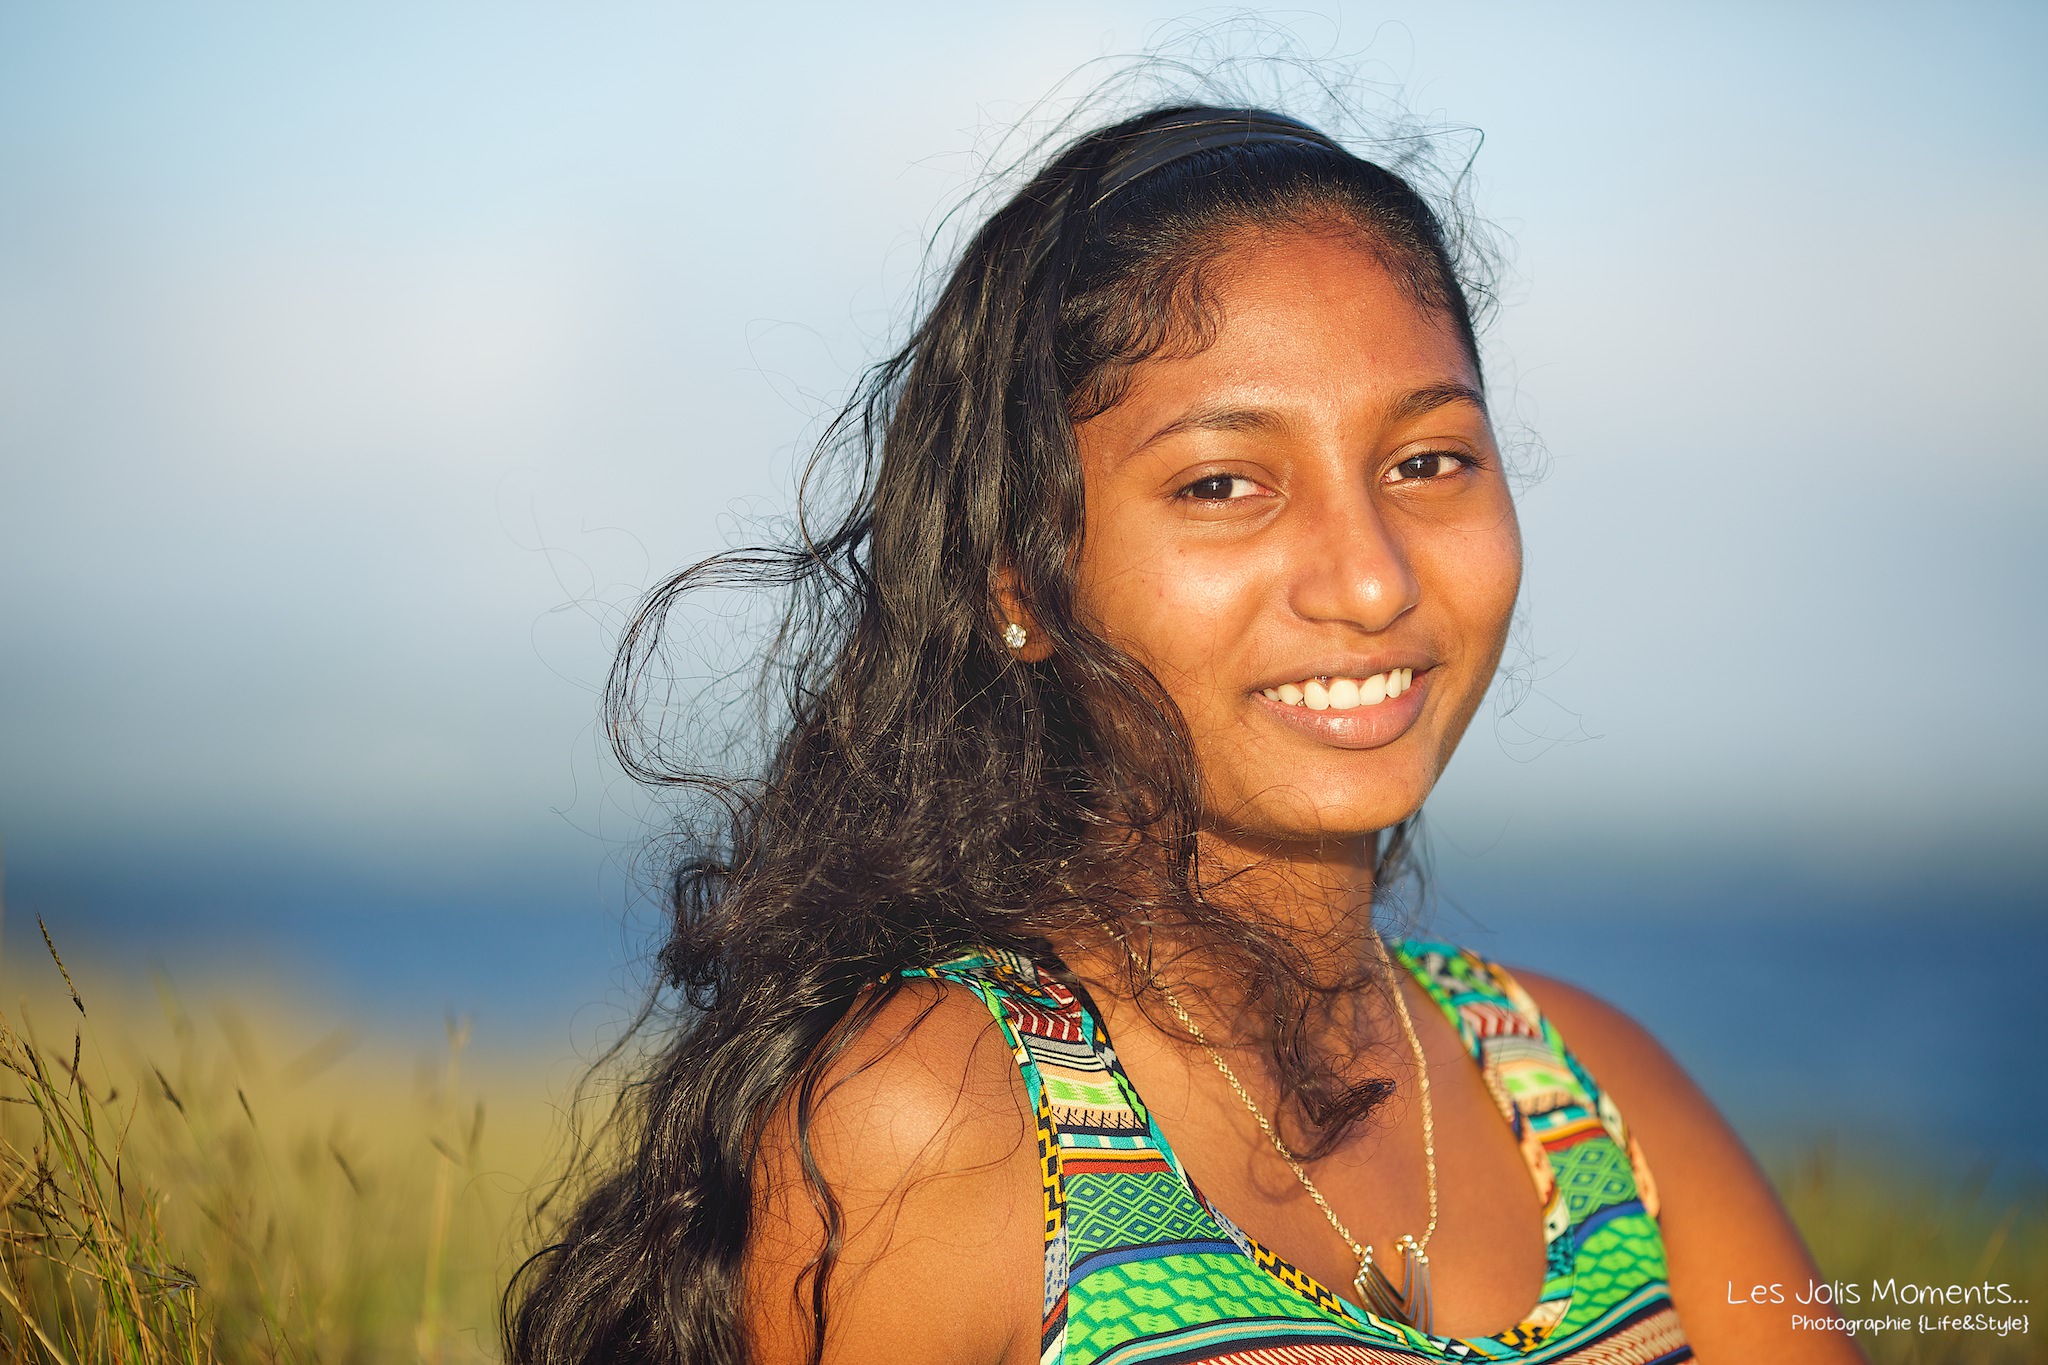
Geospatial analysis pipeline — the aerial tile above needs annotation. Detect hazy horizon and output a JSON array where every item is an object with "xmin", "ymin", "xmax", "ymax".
[{"xmin": 2, "ymin": 5, "xmax": 2043, "ymax": 1160}]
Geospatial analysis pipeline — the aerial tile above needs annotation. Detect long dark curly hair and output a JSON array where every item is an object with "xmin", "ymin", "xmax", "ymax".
[{"xmin": 504, "ymin": 101, "xmax": 1492, "ymax": 1365}]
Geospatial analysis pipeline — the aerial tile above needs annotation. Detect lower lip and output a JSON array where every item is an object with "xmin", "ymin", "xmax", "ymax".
[{"xmin": 1252, "ymin": 671, "xmax": 1433, "ymax": 750}]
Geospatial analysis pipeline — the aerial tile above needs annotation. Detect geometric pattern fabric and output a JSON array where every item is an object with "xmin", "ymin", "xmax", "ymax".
[{"xmin": 904, "ymin": 939, "xmax": 1693, "ymax": 1364}]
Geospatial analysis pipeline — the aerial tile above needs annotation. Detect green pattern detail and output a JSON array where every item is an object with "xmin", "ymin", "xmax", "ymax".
[
  {"xmin": 1064, "ymin": 1172, "xmax": 1217, "ymax": 1258},
  {"xmin": 1063, "ymin": 1132, "xmax": 1162, "ymax": 1153},
  {"xmin": 1046, "ymin": 1074, "xmax": 1129, "ymax": 1107},
  {"xmin": 1549, "ymin": 1134, "xmax": 1640, "ymax": 1223},
  {"xmin": 1554, "ymin": 1217, "xmax": 1669, "ymax": 1334},
  {"xmin": 918, "ymin": 942, "xmax": 1689, "ymax": 1363},
  {"xmin": 1501, "ymin": 1060, "xmax": 1579, "ymax": 1106},
  {"xmin": 1068, "ymin": 1255, "xmax": 1326, "ymax": 1355}
]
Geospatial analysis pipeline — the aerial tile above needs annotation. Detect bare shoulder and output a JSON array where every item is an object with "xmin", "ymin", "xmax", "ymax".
[
  {"xmin": 1504, "ymin": 968, "xmax": 1707, "ymax": 1125},
  {"xmin": 1506, "ymin": 966, "xmax": 1869, "ymax": 1364},
  {"xmin": 742, "ymin": 977, "xmax": 1044, "ymax": 1365}
]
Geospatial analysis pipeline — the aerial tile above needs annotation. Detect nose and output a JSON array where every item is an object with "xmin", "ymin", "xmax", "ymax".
[{"xmin": 1286, "ymin": 489, "xmax": 1420, "ymax": 633}]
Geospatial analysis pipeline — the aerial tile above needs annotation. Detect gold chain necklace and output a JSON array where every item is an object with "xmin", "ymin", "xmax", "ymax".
[{"xmin": 1120, "ymin": 938, "xmax": 1438, "ymax": 1332}]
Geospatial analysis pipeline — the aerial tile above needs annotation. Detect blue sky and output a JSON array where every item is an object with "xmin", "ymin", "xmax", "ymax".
[{"xmin": 1, "ymin": 4, "xmax": 2043, "ymax": 1047}]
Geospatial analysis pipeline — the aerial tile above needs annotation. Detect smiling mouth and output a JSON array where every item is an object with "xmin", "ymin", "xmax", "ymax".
[{"xmin": 1260, "ymin": 669, "xmax": 1415, "ymax": 712}]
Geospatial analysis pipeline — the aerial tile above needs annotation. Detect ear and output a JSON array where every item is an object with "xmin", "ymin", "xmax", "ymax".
[{"xmin": 992, "ymin": 567, "xmax": 1054, "ymax": 663}]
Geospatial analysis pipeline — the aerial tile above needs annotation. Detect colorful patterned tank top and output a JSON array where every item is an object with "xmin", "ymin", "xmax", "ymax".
[{"xmin": 903, "ymin": 939, "xmax": 1691, "ymax": 1364}]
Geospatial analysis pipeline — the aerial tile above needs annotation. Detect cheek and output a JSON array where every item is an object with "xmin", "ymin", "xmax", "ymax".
[
  {"xmin": 1473, "ymin": 515, "xmax": 1524, "ymax": 628},
  {"xmin": 1429, "ymin": 508, "xmax": 1523, "ymax": 662},
  {"xmin": 1075, "ymin": 537, "xmax": 1271, "ymax": 702},
  {"xmin": 1494, "ymin": 512, "xmax": 1526, "ymax": 627}
]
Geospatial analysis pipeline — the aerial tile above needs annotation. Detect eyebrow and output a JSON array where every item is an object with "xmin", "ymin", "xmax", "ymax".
[
  {"xmin": 1388, "ymin": 380, "xmax": 1489, "ymax": 423},
  {"xmin": 1125, "ymin": 380, "xmax": 1489, "ymax": 460},
  {"xmin": 1126, "ymin": 402, "xmax": 1289, "ymax": 457}
]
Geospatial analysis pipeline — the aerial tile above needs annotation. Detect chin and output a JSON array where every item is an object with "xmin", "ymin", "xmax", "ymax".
[{"xmin": 1210, "ymin": 789, "xmax": 1427, "ymax": 847}]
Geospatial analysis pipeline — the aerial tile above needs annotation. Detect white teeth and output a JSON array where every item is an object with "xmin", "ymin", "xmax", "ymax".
[{"xmin": 1263, "ymin": 668, "xmax": 1416, "ymax": 711}]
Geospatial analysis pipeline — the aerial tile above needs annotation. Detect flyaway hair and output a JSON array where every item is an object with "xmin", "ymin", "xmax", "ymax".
[{"xmin": 504, "ymin": 102, "xmax": 1489, "ymax": 1365}]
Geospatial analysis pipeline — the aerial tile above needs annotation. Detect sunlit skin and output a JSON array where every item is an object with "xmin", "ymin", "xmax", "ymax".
[
  {"xmin": 1065, "ymin": 223, "xmax": 1520, "ymax": 916},
  {"xmin": 745, "ymin": 228, "xmax": 1867, "ymax": 1365},
  {"xmin": 1044, "ymin": 225, "xmax": 1556, "ymax": 1337}
]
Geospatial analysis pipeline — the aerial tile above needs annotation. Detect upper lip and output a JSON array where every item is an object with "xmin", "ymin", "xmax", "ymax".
[{"xmin": 1250, "ymin": 657, "xmax": 1435, "ymax": 691}]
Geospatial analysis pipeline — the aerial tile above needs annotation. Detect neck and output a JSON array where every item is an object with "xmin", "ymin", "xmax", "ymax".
[
  {"xmin": 1049, "ymin": 824, "xmax": 1414, "ymax": 1152},
  {"xmin": 1194, "ymin": 825, "xmax": 1386, "ymax": 965},
  {"xmin": 1051, "ymin": 824, "xmax": 1399, "ymax": 1009}
]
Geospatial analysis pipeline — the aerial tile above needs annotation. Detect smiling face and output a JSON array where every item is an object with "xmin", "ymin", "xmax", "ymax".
[{"xmin": 1069, "ymin": 225, "xmax": 1521, "ymax": 854}]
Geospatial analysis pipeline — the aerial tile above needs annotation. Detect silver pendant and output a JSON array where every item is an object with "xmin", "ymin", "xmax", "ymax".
[
  {"xmin": 1397, "ymin": 1234, "xmax": 1433, "ymax": 1334},
  {"xmin": 1353, "ymin": 1236, "xmax": 1432, "ymax": 1334}
]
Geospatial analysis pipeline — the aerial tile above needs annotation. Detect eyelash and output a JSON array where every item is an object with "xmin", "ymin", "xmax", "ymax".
[
  {"xmin": 1386, "ymin": 450, "xmax": 1477, "ymax": 483},
  {"xmin": 1178, "ymin": 473, "xmax": 1265, "ymax": 502},
  {"xmin": 1178, "ymin": 452, "xmax": 1476, "ymax": 502}
]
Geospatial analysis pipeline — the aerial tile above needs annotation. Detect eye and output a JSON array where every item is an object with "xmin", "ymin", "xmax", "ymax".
[
  {"xmin": 1386, "ymin": 451, "xmax": 1473, "ymax": 483},
  {"xmin": 1179, "ymin": 473, "xmax": 1264, "ymax": 501}
]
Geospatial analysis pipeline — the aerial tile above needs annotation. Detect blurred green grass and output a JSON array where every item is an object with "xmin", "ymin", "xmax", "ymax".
[
  {"xmin": 1769, "ymin": 1139, "xmax": 2043, "ymax": 1365},
  {"xmin": 0, "ymin": 926, "xmax": 562, "ymax": 1363},
  {"xmin": 0, "ymin": 930, "xmax": 2036, "ymax": 1363}
]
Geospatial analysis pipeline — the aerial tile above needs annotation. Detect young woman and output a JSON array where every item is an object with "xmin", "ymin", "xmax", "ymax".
[{"xmin": 506, "ymin": 106, "xmax": 1866, "ymax": 1365}]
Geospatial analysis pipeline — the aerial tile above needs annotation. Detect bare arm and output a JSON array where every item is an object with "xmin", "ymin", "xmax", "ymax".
[
  {"xmin": 742, "ymin": 981, "xmax": 1045, "ymax": 1365},
  {"xmin": 1511, "ymin": 969, "xmax": 1870, "ymax": 1365}
]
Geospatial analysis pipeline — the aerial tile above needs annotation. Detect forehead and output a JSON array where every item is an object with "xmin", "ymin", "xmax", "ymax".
[
  {"xmin": 1201, "ymin": 227, "xmax": 1473, "ymax": 387},
  {"xmin": 1078, "ymin": 229, "xmax": 1481, "ymax": 452}
]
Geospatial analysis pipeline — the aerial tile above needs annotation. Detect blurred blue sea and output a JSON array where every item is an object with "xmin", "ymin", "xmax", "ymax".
[
  {"xmin": 9, "ymin": 842, "xmax": 2042, "ymax": 1184},
  {"xmin": 1443, "ymin": 874, "xmax": 2048, "ymax": 1182}
]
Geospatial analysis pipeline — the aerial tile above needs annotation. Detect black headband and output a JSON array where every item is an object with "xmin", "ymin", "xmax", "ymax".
[{"xmin": 1088, "ymin": 111, "xmax": 1348, "ymax": 209}]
